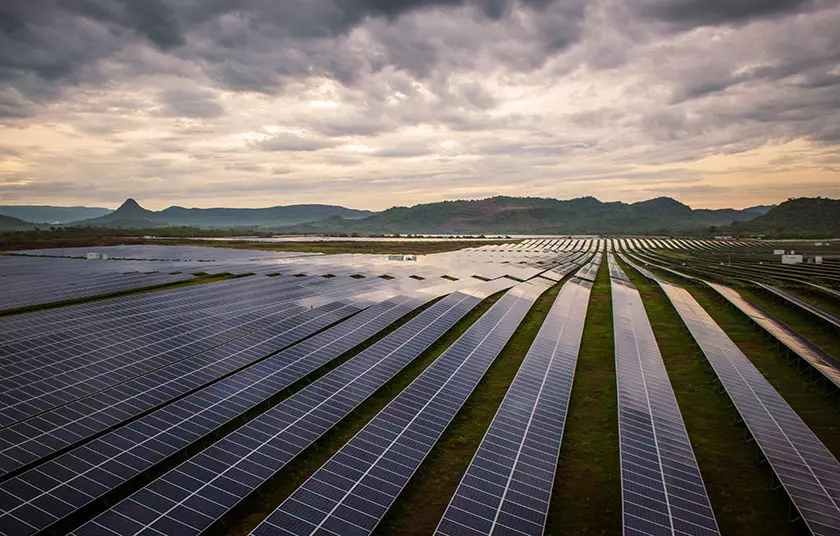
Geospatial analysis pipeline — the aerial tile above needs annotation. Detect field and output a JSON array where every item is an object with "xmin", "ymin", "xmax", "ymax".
[{"xmin": 0, "ymin": 237, "xmax": 838, "ymax": 536}]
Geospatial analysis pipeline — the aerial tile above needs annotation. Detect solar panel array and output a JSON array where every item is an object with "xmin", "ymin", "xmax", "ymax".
[
  {"xmin": 70, "ymin": 279, "xmax": 515, "ymax": 536},
  {"xmin": 0, "ymin": 284, "xmax": 392, "ymax": 477},
  {"xmin": 621, "ymin": 255, "xmax": 840, "ymax": 535},
  {"xmin": 608, "ymin": 255, "xmax": 720, "ymax": 536},
  {"xmin": 0, "ymin": 286, "xmax": 417, "ymax": 536},
  {"xmin": 250, "ymin": 279, "xmax": 552, "ymax": 536},
  {"xmin": 435, "ymin": 270, "xmax": 597, "ymax": 536},
  {"xmin": 0, "ymin": 276, "xmax": 389, "ymax": 430},
  {"xmin": 617, "ymin": 251, "xmax": 840, "ymax": 391},
  {"xmin": 752, "ymin": 281, "xmax": 840, "ymax": 330}
]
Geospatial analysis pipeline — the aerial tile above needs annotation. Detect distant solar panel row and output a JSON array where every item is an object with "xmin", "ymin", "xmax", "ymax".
[
  {"xmin": 70, "ymin": 281, "xmax": 513, "ymax": 536},
  {"xmin": 621, "ymin": 255, "xmax": 840, "ymax": 536},
  {"xmin": 250, "ymin": 279, "xmax": 552, "ymax": 536},
  {"xmin": 0, "ymin": 275, "xmax": 301, "ymax": 361},
  {"xmin": 0, "ymin": 272, "xmax": 196, "ymax": 312},
  {"xmin": 609, "ymin": 256, "xmax": 719, "ymax": 536},
  {"xmin": 0, "ymin": 275, "xmax": 332, "ymax": 383},
  {"xmin": 435, "ymin": 274, "xmax": 595, "ymax": 536},
  {"xmin": 0, "ymin": 275, "xmax": 266, "ymax": 345}
]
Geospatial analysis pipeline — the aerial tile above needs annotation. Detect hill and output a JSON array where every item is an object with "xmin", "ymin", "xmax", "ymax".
[
  {"xmin": 722, "ymin": 197, "xmax": 840, "ymax": 238},
  {"xmin": 284, "ymin": 196, "xmax": 762, "ymax": 234},
  {"xmin": 0, "ymin": 214, "xmax": 36, "ymax": 231},
  {"xmin": 0, "ymin": 205, "xmax": 112, "ymax": 223},
  {"xmin": 76, "ymin": 199, "xmax": 374, "ymax": 228}
]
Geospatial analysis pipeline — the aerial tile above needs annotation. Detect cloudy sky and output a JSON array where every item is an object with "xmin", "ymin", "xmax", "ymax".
[{"xmin": 1, "ymin": 0, "xmax": 839, "ymax": 210}]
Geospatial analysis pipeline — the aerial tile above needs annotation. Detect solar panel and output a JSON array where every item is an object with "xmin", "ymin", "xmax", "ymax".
[
  {"xmin": 621, "ymin": 255, "xmax": 840, "ymax": 536},
  {"xmin": 68, "ymin": 281, "xmax": 514, "ymax": 536},
  {"xmin": 0, "ymin": 288, "xmax": 450, "ymax": 536},
  {"xmin": 618, "ymin": 252, "xmax": 840, "ymax": 390},
  {"xmin": 250, "ymin": 279, "xmax": 553, "ymax": 536},
  {"xmin": 0, "ymin": 277, "xmax": 388, "ymax": 429},
  {"xmin": 609, "ymin": 255, "xmax": 720, "ymax": 536},
  {"xmin": 435, "ymin": 274, "xmax": 596, "ymax": 536},
  {"xmin": 0, "ymin": 275, "xmax": 293, "ymax": 362},
  {"xmin": 752, "ymin": 281, "xmax": 840, "ymax": 330},
  {"xmin": 0, "ymin": 289, "xmax": 384, "ymax": 476},
  {"xmin": 0, "ymin": 275, "xmax": 328, "ymax": 381}
]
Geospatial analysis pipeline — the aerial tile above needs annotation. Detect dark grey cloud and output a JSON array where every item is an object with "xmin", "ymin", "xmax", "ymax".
[
  {"xmin": 637, "ymin": 0, "xmax": 820, "ymax": 28},
  {"xmin": 157, "ymin": 87, "xmax": 224, "ymax": 118}
]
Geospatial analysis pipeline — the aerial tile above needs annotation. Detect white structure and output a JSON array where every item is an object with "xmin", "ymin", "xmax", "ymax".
[
  {"xmin": 387, "ymin": 254, "xmax": 417, "ymax": 261},
  {"xmin": 773, "ymin": 249, "xmax": 785, "ymax": 255},
  {"xmin": 85, "ymin": 252, "xmax": 109, "ymax": 260},
  {"xmin": 781, "ymin": 254, "xmax": 804, "ymax": 265}
]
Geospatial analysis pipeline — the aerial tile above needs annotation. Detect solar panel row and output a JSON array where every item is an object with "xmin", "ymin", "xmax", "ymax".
[
  {"xmin": 621, "ymin": 255, "xmax": 840, "ymax": 536},
  {"xmin": 70, "ymin": 280, "xmax": 513, "ymax": 536},
  {"xmin": 608, "ymin": 255, "xmax": 720, "ymax": 536},
  {"xmin": 0, "ymin": 275, "xmax": 267, "ymax": 345},
  {"xmin": 617, "ymin": 251, "xmax": 840, "ymax": 391},
  {"xmin": 0, "ymin": 285, "xmax": 459, "ymax": 536},
  {"xmin": 0, "ymin": 278, "xmax": 389, "ymax": 429},
  {"xmin": 0, "ymin": 292, "xmax": 382, "ymax": 476},
  {"xmin": 435, "ymin": 271, "xmax": 596, "ymax": 536},
  {"xmin": 250, "ymin": 279, "xmax": 552, "ymax": 536},
  {"xmin": 0, "ymin": 275, "xmax": 304, "ymax": 363},
  {"xmin": 0, "ymin": 272, "xmax": 197, "ymax": 312},
  {"xmin": 0, "ymin": 275, "xmax": 334, "ymax": 384}
]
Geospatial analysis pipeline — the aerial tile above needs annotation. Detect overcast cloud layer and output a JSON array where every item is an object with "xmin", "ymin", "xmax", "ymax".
[{"xmin": 1, "ymin": 0, "xmax": 839, "ymax": 210}]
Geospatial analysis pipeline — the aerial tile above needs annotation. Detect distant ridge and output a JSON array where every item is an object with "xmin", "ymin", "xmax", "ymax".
[
  {"xmin": 0, "ymin": 214, "xmax": 36, "ymax": 231},
  {"xmin": 283, "ymin": 195, "xmax": 765, "ymax": 234},
  {"xmin": 0, "ymin": 205, "xmax": 111, "ymax": 224},
  {"xmin": 76, "ymin": 199, "xmax": 374, "ymax": 228},
  {"xmin": 723, "ymin": 197, "xmax": 840, "ymax": 238}
]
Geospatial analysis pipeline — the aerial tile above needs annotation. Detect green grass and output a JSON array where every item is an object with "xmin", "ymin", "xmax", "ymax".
[
  {"xmin": 0, "ymin": 272, "xmax": 240, "ymax": 317},
  {"xmin": 219, "ymin": 290, "xmax": 508, "ymax": 536},
  {"xmin": 546, "ymin": 261, "xmax": 621, "ymax": 536},
  {"xmin": 374, "ymin": 281, "xmax": 561, "ymax": 536},
  {"xmin": 619, "ymin": 258, "xmax": 808, "ymax": 536}
]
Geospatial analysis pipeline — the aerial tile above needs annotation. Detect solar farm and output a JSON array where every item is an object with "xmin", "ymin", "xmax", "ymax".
[{"xmin": 0, "ymin": 238, "xmax": 839, "ymax": 536}]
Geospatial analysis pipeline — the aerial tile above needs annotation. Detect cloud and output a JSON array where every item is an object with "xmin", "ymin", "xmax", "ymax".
[
  {"xmin": 0, "ymin": 0, "xmax": 838, "ymax": 211},
  {"xmin": 636, "ymin": 0, "xmax": 821, "ymax": 28},
  {"xmin": 251, "ymin": 133, "xmax": 338, "ymax": 152},
  {"xmin": 157, "ymin": 87, "xmax": 224, "ymax": 118}
]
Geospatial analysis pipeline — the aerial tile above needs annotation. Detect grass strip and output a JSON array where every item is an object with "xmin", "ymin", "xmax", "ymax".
[{"xmin": 545, "ymin": 262, "xmax": 621, "ymax": 535}]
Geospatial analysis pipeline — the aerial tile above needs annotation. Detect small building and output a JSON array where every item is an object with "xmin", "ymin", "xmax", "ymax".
[
  {"xmin": 781, "ymin": 254, "xmax": 804, "ymax": 265},
  {"xmin": 773, "ymin": 249, "xmax": 785, "ymax": 255},
  {"xmin": 388, "ymin": 254, "xmax": 417, "ymax": 262},
  {"xmin": 86, "ymin": 252, "xmax": 108, "ymax": 260}
]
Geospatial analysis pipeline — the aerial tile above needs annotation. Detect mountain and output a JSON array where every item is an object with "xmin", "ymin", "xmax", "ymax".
[
  {"xmin": 284, "ymin": 196, "xmax": 763, "ymax": 235},
  {"xmin": 743, "ymin": 204, "xmax": 775, "ymax": 215},
  {"xmin": 0, "ymin": 205, "xmax": 112, "ymax": 224},
  {"xmin": 75, "ymin": 199, "xmax": 374, "ymax": 228},
  {"xmin": 0, "ymin": 214, "xmax": 36, "ymax": 231},
  {"xmin": 722, "ymin": 197, "xmax": 840, "ymax": 238}
]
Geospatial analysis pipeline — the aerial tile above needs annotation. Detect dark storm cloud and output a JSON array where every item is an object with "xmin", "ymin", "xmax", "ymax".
[
  {"xmin": 0, "ymin": 0, "xmax": 569, "ymax": 98},
  {"xmin": 157, "ymin": 87, "xmax": 224, "ymax": 118},
  {"xmin": 637, "ymin": 0, "xmax": 820, "ymax": 27}
]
